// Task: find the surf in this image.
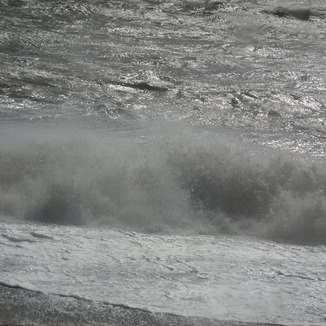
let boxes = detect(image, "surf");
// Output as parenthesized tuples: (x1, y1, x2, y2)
(1, 122, 325, 244)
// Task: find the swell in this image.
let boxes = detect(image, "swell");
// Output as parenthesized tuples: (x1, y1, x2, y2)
(0, 124, 326, 244)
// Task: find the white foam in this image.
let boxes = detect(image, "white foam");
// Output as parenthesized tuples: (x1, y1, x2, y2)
(0, 220, 325, 325)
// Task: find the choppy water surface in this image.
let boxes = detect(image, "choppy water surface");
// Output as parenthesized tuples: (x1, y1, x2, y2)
(1, 0, 326, 325)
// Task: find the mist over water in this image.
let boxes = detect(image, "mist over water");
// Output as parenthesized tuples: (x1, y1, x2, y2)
(1, 123, 325, 244)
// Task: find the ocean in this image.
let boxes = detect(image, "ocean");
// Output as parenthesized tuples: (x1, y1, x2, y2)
(0, 0, 326, 325)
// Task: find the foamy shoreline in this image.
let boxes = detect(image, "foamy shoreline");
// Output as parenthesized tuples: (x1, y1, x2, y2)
(0, 283, 289, 326)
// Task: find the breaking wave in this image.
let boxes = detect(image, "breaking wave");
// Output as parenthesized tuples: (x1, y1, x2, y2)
(1, 123, 326, 244)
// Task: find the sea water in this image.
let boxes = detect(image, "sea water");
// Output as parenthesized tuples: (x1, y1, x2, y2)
(0, 0, 326, 325)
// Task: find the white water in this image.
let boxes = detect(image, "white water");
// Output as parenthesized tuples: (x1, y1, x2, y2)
(1, 123, 326, 242)
(1, 123, 326, 325)
(1, 220, 326, 325)
(1, 0, 326, 324)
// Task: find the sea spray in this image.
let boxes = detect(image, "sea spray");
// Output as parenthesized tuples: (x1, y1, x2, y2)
(1, 123, 326, 243)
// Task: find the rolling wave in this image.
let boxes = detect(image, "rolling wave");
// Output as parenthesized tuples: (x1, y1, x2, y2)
(1, 124, 325, 244)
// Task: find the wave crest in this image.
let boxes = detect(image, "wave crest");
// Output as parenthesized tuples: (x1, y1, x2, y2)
(1, 125, 326, 243)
